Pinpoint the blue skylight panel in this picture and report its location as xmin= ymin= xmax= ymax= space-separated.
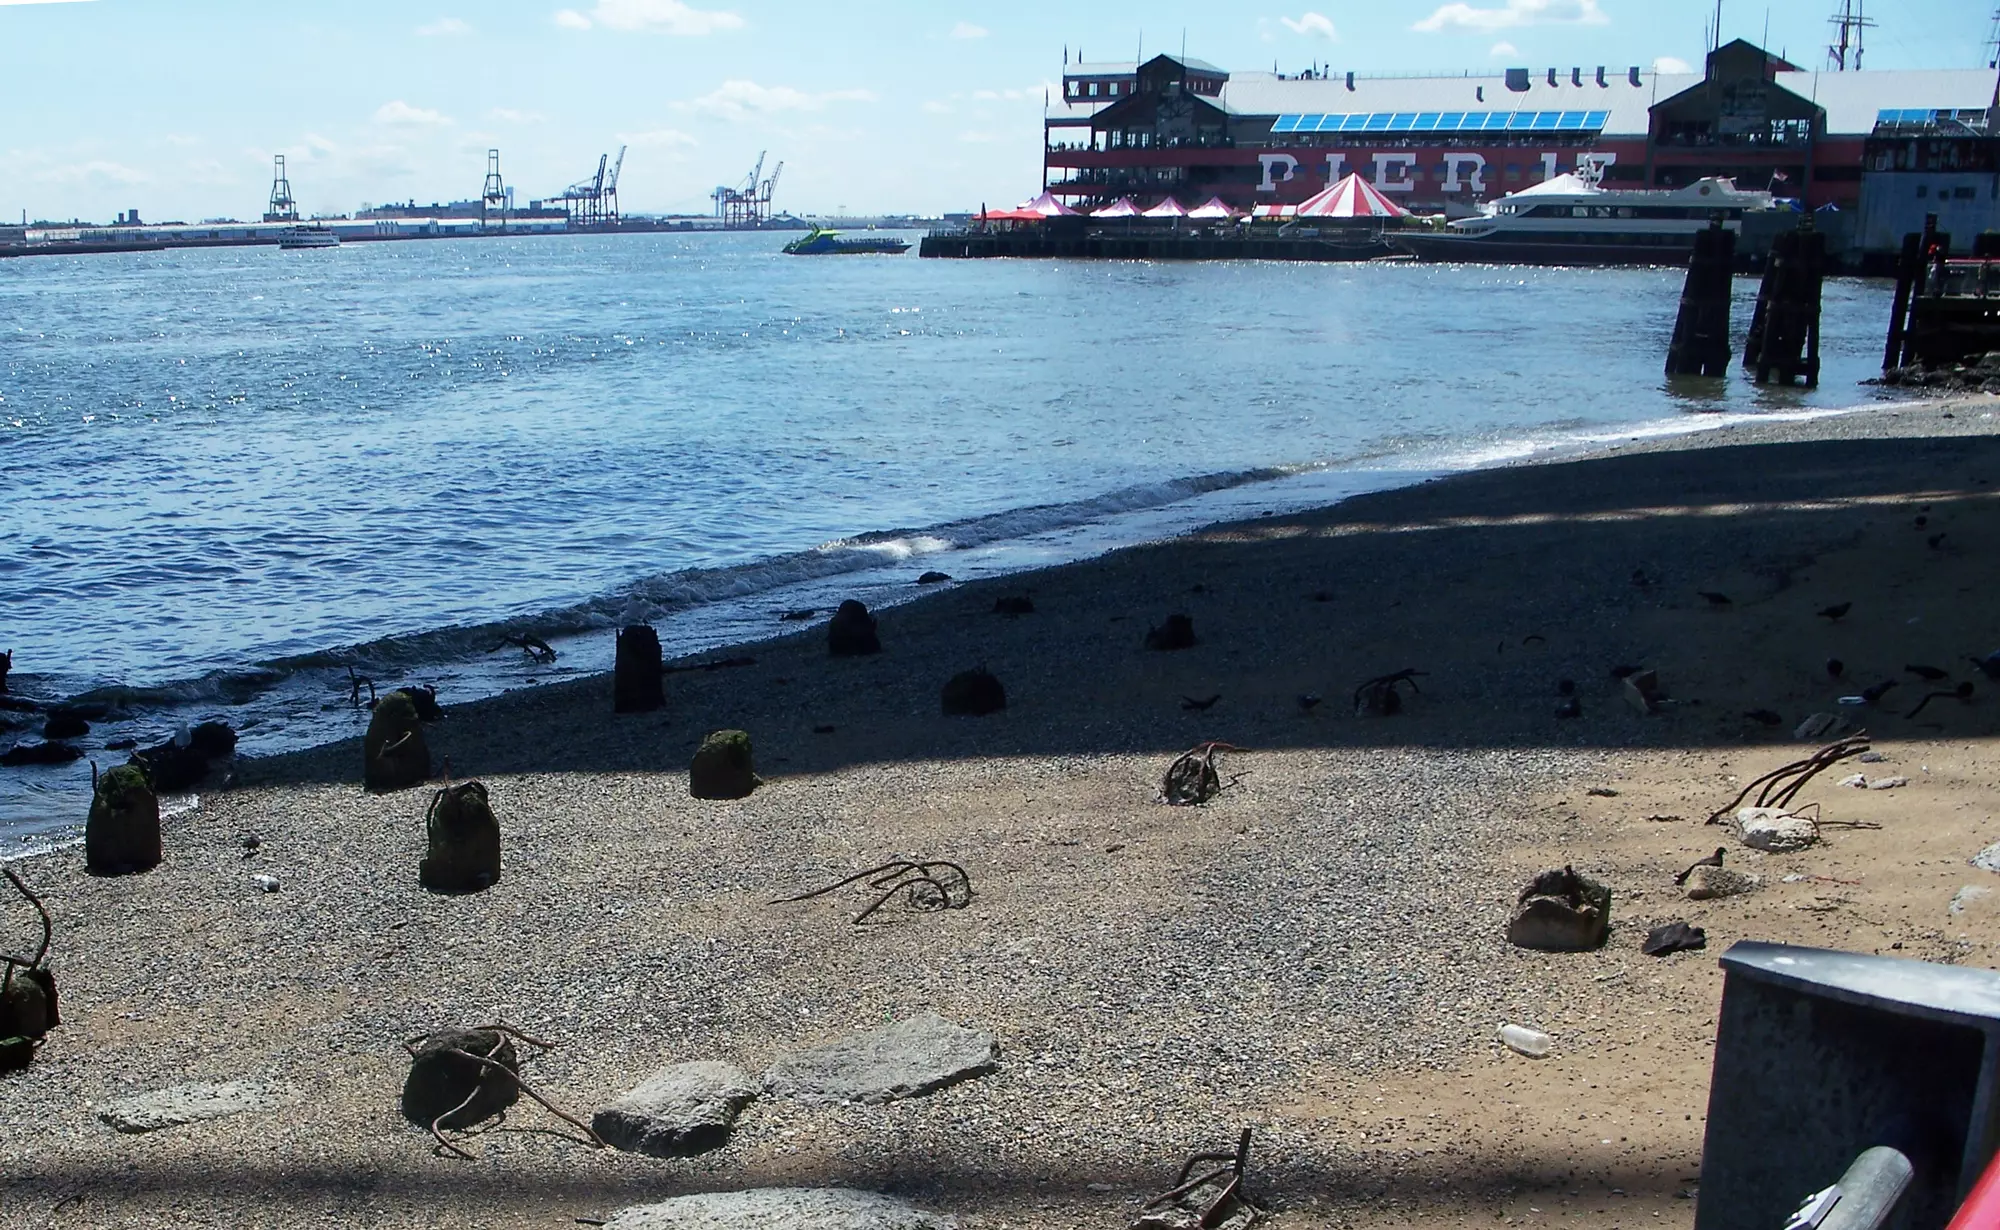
xmin=1271 ymin=115 xmax=1303 ymax=132
xmin=1531 ymin=112 xmax=1561 ymax=129
xmin=1584 ymin=111 xmax=1610 ymax=127
xmin=1483 ymin=113 xmax=1511 ymax=130
xmin=1556 ymin=111 xmax=1587 ymax=130
xmin=1388 ymin=112 xmax=1419 ymax=130
xmin=1341 ymin=114 xmax=1370 ymax=131
xmin=1506 ymin=112 xmax=1534 ymax=130
xmin=1413 ymin=112 xmax=1441 ymax=130
xmin=1314 ymin=114 xmax=1345 ymax=131
xmin=1437 ymin=111 xmax=1466 ymax=129
xmin=1363 ymin=112 xmax=1393 ymax=130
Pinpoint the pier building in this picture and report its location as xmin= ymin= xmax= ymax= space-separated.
xmin=1044 ymin=39 xmax=1997 ymax=218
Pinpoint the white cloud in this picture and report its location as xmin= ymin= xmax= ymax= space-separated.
xmin=957 ymin=131 xmax=1000 ymax=144
xmin=489 ymin=108 xmax=548 ymax=123
xmin=620 ymin=128 xmax=698 ymax=146
xmin=1652 ymin=55 xmax=1694 ymax=73
xmin=921 ymin=100 xmax=954 ymax=115
xmin=675 ymin=80 xmax=876 ymax=120
xmin=1412 ymin=0 xmax=1607 ymax=33
xmin=1488 ymin=40 xmax=1518 ymax=56
xmin=373 ymin=100 xmax=454 ymax=127
xmin=949 ymin=21 xmax=987 ymax=39
xmin=1280 ymin=12 xmax=1337 ymax=39
xmin=415 ymin=17 xmax=471 ymax=36
xmin=554 ymin=0 xmax=743 ymax=34
xmin=35 ymin=159 xmax=147 ymax=185
xmin=0 ymin=1 xmax=98 ymax=6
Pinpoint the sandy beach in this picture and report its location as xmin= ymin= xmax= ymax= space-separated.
xmin=4 ymin=395 xmax=1999 ymax=1230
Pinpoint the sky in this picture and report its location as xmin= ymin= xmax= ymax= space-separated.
xmin=1 ymin=0 xmax=1992 ymax=222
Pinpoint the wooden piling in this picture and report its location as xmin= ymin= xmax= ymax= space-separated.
xmin=1665 ymin=222 xmax=1736 ymax=377
xmin=1744 ymin=217 xmax=1825 ymax=388
xmin=1883 ymin=230 xmax=1924 ymax=372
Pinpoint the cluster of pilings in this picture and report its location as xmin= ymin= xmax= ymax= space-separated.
xmin=1884 ymin=215 xmax=2000 ymax=373
xmin=1743 ymin=220 xmax=1826 ymax=388
xmin=1665 ymin=223 xmax=1737 ymax=378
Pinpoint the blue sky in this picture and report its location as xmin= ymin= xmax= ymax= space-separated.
xmin=1 ymin=0 xmax=1990 ymax=221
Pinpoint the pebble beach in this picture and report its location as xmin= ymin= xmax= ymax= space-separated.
xmin=4 ymin=396 xmax=1999 ymax=1230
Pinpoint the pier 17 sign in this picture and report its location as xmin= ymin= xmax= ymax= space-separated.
xmin=1255 ymin=152 xmax=1616 ymax=193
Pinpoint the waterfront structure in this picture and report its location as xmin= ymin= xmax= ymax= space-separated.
xmin=1045 ymin=40 xmax=1997 ymax=221
xmin=1855 ymin=114 xmax=1999 ymax=255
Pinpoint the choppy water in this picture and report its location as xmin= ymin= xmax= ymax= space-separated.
xmin=1 ymin=232 xmax=1898 ymax=842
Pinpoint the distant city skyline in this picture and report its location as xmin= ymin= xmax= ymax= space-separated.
xmin=2 ymin=0 xmax=1991 ymax=223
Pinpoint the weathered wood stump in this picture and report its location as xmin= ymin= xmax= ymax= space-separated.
xmin=0 ymin=966 xmax=57 ymax=1042
xmin=1665 ymin=222 xmax=1736 ymax=377
xmin=364 ymin=691 xmax=431 ymax=794
xmin=1506 ymin=866 xmax=1612 ymax=952
xmin=419 ymin=781 xmax=501 ymax=892
xmin=827 ymin=600 xmax=881 ymax=657
xmin=689 ymin=730 xmax=761 ymax=800
xmin=0 ymin=649 xmax=10 ymax=693
xmin=941 ymin=669 xmax=1006 ymax=716
xmin=86 ymin=763 xmax=161 ymax=875
xmin=613 ymin=625 xmax=665 ymax=713
xmin=401 ymin=1026 xmax=520 ymax=1129
xmin=1144 ymin=614 xmax=1197 ymax=651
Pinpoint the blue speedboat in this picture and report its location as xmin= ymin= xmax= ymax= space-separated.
xmin=783 ymin=226 xmax=910 ymax=256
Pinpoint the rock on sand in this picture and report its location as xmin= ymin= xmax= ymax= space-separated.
xmin=602 ymin=1188 xmax=955 ymax=1229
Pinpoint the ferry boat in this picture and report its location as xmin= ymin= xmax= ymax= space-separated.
xmin=783 ymin=226 xmax=910 ymax=256
xmin=277 ymin=225 xmax=340 ymax=250
xmin=1392 ymin=171 xmax=1777 ymax=266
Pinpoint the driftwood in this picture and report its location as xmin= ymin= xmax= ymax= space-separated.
xmin=490 ymin=634 xmax=558 ymax=664
xmin=1353 ymin=669 xmax=1426 ymax=716
xmin=1705 ymin=735 xmax=1870 ymax=824
xmin=0 ymin=869 xmax=59 ymax=1067
xmin=773 ymin=860 xmax=973 ymax=925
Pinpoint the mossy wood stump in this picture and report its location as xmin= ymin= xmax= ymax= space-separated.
xmin=420 ymin=781 xmax=501 ymax=893
xmin=1506 ymin=866 xmax=1613 ymax=952
xmin=827 ymin=600 xmax=881 ymax=657
xmin=941 ymin=669 xmax=1006 ymax=716
xmin=86 ymin=763 xmax=161 ymax=875
xmin=0 ymin=966 xmax=57 ymax=1043
xmin=364 ymin=691 xmax=431 ymax=794
xmin=690 ymin=730 xmax=761 ymax=800
xmin=401 ymin=1026 xmax=520 ymax=1129
xmin=614 ymin=625 xmax=665 ymax=713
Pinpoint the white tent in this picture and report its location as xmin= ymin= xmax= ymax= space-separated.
xmin=1186 ymin=197 xmax=1240 ymax=220
xmin=1090 ymin=197 xmax=1142 ymax=218
xmin=1139 ymin=197 xmax=1189 ymax=219
xmin=1022 ymin=191 xmax=1079 ymax=217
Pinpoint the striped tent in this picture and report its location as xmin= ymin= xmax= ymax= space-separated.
xmin=1091 ymin=197 xmax=1142 ymax=218
xmin=1140 ymin=197 xmax=1189 ymax=219
xmin=1022 ymin=191 xmax=1079 ymax=217
xmin=1186 ymin=196 xmax=1240 ymax=220
xmin=1293 ymin=173 xmax=1412 ymax=219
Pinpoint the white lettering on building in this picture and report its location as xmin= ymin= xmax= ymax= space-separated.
xmin=1258 ymin=154 xmax=1300 ymax=193
xmin=1540 ymin=152 xmax=1560 ymax=181
xmin=1440 ymin=153 xmax=1487 ymax=194
xmin=1324 ymin=153 xmax=1347 ymax=184
xmin=1371 ymin=153 xmax=1418 ymax=192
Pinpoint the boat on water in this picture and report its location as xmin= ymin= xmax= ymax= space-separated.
xmin=783 ymin=226 xmax=910 ymax=256
xmin=277 ymin=225 xmax=340 ymax=250
xmin=1392 ymin=170 xmax=1777 ymax=266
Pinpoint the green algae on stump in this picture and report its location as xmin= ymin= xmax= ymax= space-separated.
xmin=364 ymin=691 xmax=431 ymax=794
xmin=689 ymin=730 xmax=761 ymax=800
xmin=86 ymin=763 xmax=161 ymax=875
xmin=419 ymin=781 xmax=501 ymax=893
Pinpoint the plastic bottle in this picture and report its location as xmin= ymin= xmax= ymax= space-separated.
xmin=1498 ymin=1023 xmax=1551 ymax=1058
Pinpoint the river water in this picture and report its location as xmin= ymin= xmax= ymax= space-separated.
xmin=0 ymin=231 xmax=1899 ymax=842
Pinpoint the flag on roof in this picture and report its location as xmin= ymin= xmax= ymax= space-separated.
xmin=1293 ymin=173 xmax=1413 ymax=219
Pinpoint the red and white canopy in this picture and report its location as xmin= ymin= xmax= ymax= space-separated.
xmin=1186 ymin=196 xmax=1240 ymax=220
xmin=1251 ymin=204 xmax=1296 ymax=220
xmin=1090 ymin=196 xmax=1142 ymax=218
xmin=1022 ymin=191 xmax=1079 ymax=217
xmin=1140 ymin=197 xmax=1188 ymax=219
xmin=1293 ymin=173 xmax=1412 ymax=219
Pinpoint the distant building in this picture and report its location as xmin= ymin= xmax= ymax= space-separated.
xmin=1045 ymin=39 xmax=1998 ymax=232
xmin=1856 ymin=113 xmax=1998 ymax=255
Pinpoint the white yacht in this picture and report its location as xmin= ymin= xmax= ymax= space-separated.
xmin=1393 ymin=168 xmax=1777 ymax=265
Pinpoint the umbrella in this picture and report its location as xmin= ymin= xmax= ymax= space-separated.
xmin=1090 ymin=197 xmax=1142 ymax=218
xmin=1293 ymin=173 xmax=1412 ymax=219
xmin=1140 ymin=197 xmax=1189 ymax=219
xmin=1186 ymin=197 xmax=1239 ymax=220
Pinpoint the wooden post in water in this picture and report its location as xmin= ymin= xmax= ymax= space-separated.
xmin=1883 ymin=230 xmax=1924 ymax=372
xmin=1666 ymin=222 xmax=1736 ymax=377
xmin=1744 ymin=216 xmax=1825 ymax=387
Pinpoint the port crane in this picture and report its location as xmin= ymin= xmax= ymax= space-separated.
xmin=553 ymin=145 xmax=625 ymax=228
xmin=264 ymin=155 xmax=298 ymax=223
xmin=712 ymin=152 xmax=783 ymax=227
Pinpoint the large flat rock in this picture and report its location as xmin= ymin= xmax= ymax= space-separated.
xmin=603 ymin=1188 xmax=955 ymax=1229
xmin=593 ymin=1060 xmax=758 ymax=1157
xmin=762 ymin=1011 xmax=999 ymax=1105
xmin=99 ymin=1080 xmax=286 ymax=1134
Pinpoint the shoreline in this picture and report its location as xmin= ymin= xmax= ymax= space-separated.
xmin=3 ymin=394 xmax=1998 ymax=1229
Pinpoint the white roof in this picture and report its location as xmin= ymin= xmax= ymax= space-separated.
xmin=1211 ymin=66 xmax=1997 ymax=137
xmin=1510 ymin=172 xmax=1603 ymax=197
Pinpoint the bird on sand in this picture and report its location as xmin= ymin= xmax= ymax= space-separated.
xmin=1861 ymin=679 xmax=1900 ymax=705
xmin=1675 ymin=848 xmax=1727 ymax=886
xmin=1297 ymin=694 xmax=1323 ymax=713
xmin=1180 ymin=695 xmax=1222 ymax=712
xmin=1817 ymin=602 xmax=1852 ymax=622
xmin=1697 ymin=591 xmax=1733 ymax=607
xmin=1826 ymin=658 xmax=1845 ymax=679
